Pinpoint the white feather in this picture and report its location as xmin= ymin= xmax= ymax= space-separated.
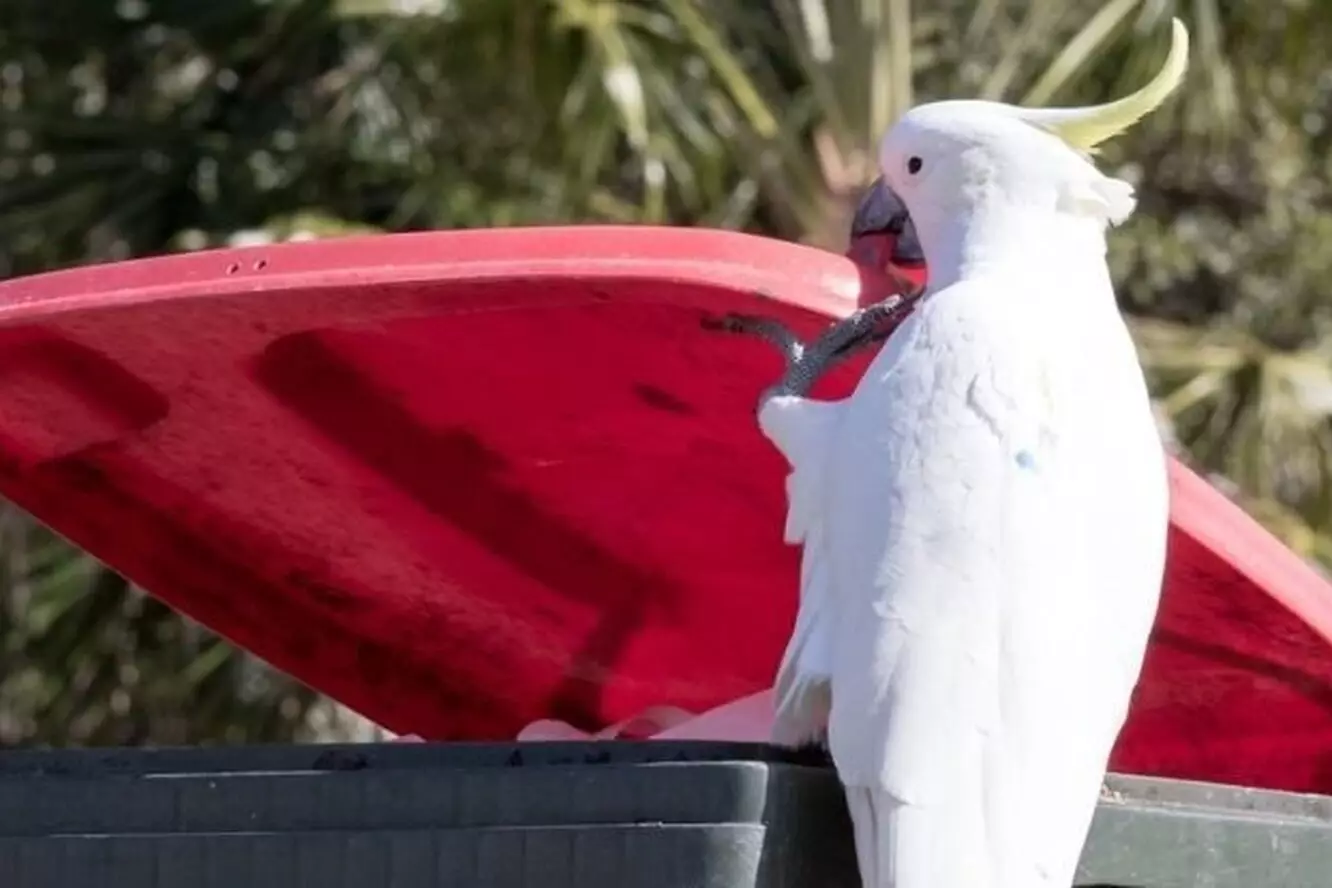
xmin=818 ymin=267 xmax=1166 ymax=888
xmin=761 ymin=306 xmax=934 ymax=751
xmin=760 ymin=395 xmax=839 ymax=747
xmin=762 ymin=94 xmax=1172 ymax=888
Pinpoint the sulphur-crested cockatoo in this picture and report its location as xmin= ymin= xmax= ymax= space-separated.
xmin=731 ymin=18 xmax=1187 ymax=888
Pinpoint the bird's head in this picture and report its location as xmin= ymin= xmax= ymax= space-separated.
xmin=847 ymin=17 xmax=1188 ymax=292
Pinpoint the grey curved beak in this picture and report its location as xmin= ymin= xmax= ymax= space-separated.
xmin=849 ymin=177 xmax=923 ymax=265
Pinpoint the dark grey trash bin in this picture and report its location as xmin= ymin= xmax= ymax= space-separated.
xmin=0 ymin=741 xmax=1328 ymax=887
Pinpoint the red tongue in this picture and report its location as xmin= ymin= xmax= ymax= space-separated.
xmin=846 ymin=232 xmax=927 ymax=309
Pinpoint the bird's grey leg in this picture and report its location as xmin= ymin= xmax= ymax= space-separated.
xmin=817 ymin=295 xmax=910 ymax=359
xmin=717 ymin=294 xmax=914 ymax=406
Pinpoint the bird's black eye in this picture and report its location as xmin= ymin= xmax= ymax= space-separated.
xmin=907 ymin=156 xmax=923 ymax=175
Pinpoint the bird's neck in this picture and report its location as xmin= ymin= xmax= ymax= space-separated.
xmin=920 ymin=204 xmax=1110 ymax=292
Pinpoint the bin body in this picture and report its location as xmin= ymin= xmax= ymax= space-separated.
xmin=2 ymin=741 xmax=1330 ymax=888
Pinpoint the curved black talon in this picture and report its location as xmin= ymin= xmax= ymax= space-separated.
xmin=712 ymin=313 xmax=806 ymax=365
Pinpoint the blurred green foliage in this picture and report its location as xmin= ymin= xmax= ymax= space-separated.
xmin=1 ymin=0 xmax=1329 ymax=744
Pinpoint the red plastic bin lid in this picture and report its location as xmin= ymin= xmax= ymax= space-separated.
xmin=2 ymin=226 xmax=1331 ymax=793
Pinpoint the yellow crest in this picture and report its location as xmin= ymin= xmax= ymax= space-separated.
xmin=1017 ymin=18 xmax=1189 ymax=153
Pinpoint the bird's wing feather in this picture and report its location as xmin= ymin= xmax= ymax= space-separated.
xmin=759 ymin=303 xmax=936 ymax=750
xmin=759 ymin=395 xmax=840 ymax=746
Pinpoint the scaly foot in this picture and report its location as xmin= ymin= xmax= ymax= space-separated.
xmin=715 ymin=294 xmax=915 ymax=406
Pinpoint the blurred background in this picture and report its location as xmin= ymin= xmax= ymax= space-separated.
xmin=0 ymin=0 xmax=1329 ymax=746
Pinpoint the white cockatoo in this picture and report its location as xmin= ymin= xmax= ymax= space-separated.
xmin=735 ymin=19 xmax=1188 ymax=888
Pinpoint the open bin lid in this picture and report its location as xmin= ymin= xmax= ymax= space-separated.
xmin=1 ymin=226 xmax=1331 ymax=794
